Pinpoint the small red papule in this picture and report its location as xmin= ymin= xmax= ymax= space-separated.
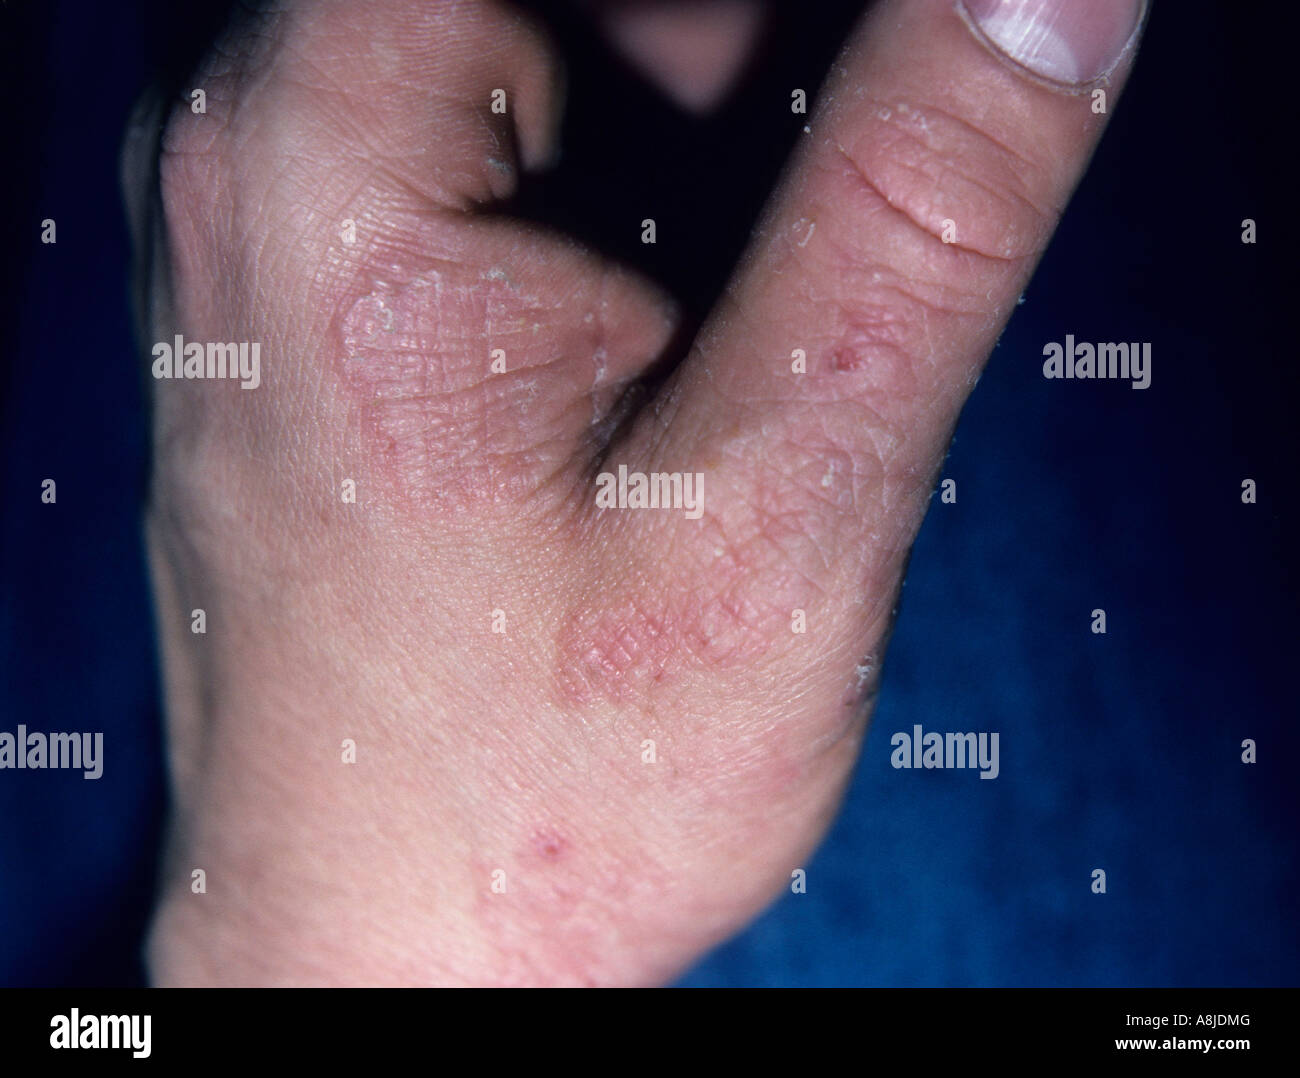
xmin=529 ymin=830 xmax=568 ymax=863
xmin=832 ymin=346 xmax=865 ymax=372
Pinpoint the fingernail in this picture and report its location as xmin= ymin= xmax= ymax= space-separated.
xmin=957 ymin=0 xmax=1146 ymax=86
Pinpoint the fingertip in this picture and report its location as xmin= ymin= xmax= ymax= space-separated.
xmin=957 ymin=0 xmax=1148 ymax=91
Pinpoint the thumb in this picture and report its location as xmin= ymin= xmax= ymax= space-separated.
xmin=601 ymin=0 xmax=1146 ymax=714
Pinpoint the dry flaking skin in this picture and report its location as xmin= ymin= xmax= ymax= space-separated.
xmin=135 ymin=0 xmax=1146 ymax=985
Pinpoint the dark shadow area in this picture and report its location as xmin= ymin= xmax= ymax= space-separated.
xmin=1 ymin=0 xmax=1294 ymax=986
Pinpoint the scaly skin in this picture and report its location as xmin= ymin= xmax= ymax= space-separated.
xmin=124 ymin=0 xmax=1145 ymax=985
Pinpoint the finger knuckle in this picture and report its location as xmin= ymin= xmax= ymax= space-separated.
xmin=825 ymin=95 xmax=1056 ymax=263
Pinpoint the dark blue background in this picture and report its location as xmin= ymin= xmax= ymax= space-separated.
xmin=1 ymin=0 xmax=1295 ymax=986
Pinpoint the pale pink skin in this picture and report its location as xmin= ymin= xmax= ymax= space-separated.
xmin=125 ymin=0 xmax=1143 ymax=985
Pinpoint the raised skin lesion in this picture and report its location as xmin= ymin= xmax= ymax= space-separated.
xmin=554 ymin=559 xmax=804 ymax=708
xmin=336 ymin=264 xmax=585 ymax=510
xmin=327 ymin=218 xmax=681 ymax=516
xmin=553 ymin=589 xmax=759 ymax=710
xmin=552 ymin=499 xmax=830 ymax=712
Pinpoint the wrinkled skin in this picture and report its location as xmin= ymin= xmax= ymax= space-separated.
xmin=123 ymin=0 xmax=1143 ymax=985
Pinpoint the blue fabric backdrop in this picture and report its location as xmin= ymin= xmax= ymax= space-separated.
xmin=1 ymin=0 xmax=1294 ymax=986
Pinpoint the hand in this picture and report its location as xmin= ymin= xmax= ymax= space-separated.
xmin=126 ymin=0 xmax=1146 ymax=985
